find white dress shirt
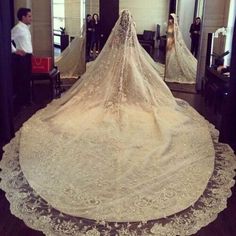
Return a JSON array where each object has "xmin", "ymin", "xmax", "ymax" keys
[{"xmin": 11, "ymin": 21, "xmax": 33, "ymax": 54}]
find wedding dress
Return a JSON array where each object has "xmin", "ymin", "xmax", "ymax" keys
[
  {"xmin": 165, "ymin": 13, "xmax": 197, "ymax": 84},
  {"xmin": 0, "ymin": 9, "xmax": 235, "ymax": 236},
  {"xmin": 55, "ymin": 32, "xmax": 86, "ymax": 79}
]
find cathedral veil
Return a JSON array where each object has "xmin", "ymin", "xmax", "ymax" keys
[{"xmin": 0, "ymin": 9, "xmax": 235, "ymax": 236}]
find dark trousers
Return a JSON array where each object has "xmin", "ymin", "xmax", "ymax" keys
[
  {"xmin": 86, "ymin": 32, "xmax": 92, "ymax": 60},
  {"xmin": 191, "ymin": 36, "xmax": 200, "ymax": 58},
  {"xmin": 90, "ymin": 33, "xmax": 100, "ymax": 52},
  {"xmin": 12, "ymin": 53, "xmax": 32, "ymax": 108}
]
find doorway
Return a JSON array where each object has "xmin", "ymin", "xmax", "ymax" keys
[{"xmin": 99, "ymin": 0, "xmax": 119, "ymax": 49}]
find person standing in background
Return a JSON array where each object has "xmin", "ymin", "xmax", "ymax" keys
[
  {"xmin": 189, "ymin": 17, "xmax": 201, "ymax": 58},
  {"xmin": 11, "ymin": 8, "xmax": 33, "ymax": 112},
  {"xmin": 86, "ymin": 14, "xmax": 92, "ymax": 61},
  {"xmin": 90, "ymin": 13, "xmax": 100, "ymax": 55}
]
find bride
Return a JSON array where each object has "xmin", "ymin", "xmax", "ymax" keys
[
  {"xmin": 0, "ymin": 9, "xmax": 235, "ymax": 236},
  {"xmin": 165, "ymin": 13, "xmax": 197, "ymax": 84}
]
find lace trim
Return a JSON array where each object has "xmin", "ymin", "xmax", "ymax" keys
[{"xmin": 0, "ymin": 122, "xmax": 235, "ymax": 236}]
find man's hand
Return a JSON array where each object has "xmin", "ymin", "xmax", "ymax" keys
[{"xmin": 15, "ymin": 49, "xmax": 26, "ymax": 56}]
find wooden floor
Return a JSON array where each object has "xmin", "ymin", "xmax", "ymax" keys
[{"xmin": 0, "ymin": 81, "xmax": 235, "ymax": 236}]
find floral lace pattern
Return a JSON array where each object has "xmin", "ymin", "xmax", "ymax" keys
[
  {"xmin": 0, "ymin": 103, "xmax": 235, "ymax": 235},
  {"xmin": 15, "ymin": 99, "xmax": 215, "ymax": 221}
]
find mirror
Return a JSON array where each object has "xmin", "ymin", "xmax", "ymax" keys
[
  {"xmin": 85, "ymin": 0, "xmax": 100, "ymax": 61},
  {"xmin": 163, "ymin": 0, "xmax": 204, "ymax": 91},
  {"xmin": 176, "ymin": 0, "xmax": 204, "ymax": 58},
  {"xmin": 48, "ymin": 0, "xmax": 233, "ymax": 91},
  {"xmin": 52, "ymin": 0, "xmax": 204, "ymax": 85},
  {"xmin": 52, "ymin": 0, "xmax": 85, "ymax": 54},
  {"xmin": 196, "ymin": 0, "xmax": 235, "ymax": 91}
]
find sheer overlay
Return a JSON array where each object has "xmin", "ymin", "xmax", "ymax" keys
[
  {"xmin": 165, "ymin": 13, "xmax": 197, "ymax": 84},
  {"xmin": 0, "ymin": 9, "xmax": 235, "ymax": 235},
  {"xmin": 55, "ymin": 29, "xmax": 86, "ymax": 79}
]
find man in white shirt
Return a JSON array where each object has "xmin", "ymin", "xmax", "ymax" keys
[{"xmin": 12, "ymin": 8, "xmax": 33, "ymax": 111}]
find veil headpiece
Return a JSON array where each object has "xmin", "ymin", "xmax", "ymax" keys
[{"xmin": 109, "ymin": 9, "xmax": 136, "ymax": 47}]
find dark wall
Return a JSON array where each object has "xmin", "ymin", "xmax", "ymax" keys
[
  {"xmin": 99, "ymin": 0, "xmax": 119, "ymax": 49},
  {"xmin": 219, "ymin": 17, "xmax": 236, "ymax": 151},
  {"xmin": 9, "ymin": 0, "xmax": 15, "ymax": 27},
  {"xmin": 169, "ymin": 0, "xmax": 177, "ymax": 15},
  {"xmin": 0, "ymin": 0, "xmax": 14, "ymax": 143}
]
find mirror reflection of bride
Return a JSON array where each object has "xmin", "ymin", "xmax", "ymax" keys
[
  {"xmin": 0, "ymin": 9, "xmax": 235, "ymax": 236},
  {"xmin": 164, "ymin": 13, "xmax": 197, "ymax": 84}
]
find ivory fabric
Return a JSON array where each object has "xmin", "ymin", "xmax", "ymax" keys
[
  {"xmin": 0, "ymin": 9, "xmax": 235, "ymax": 235},
  {"xmin": 55, "ymin": 33, "xmax": 86, "ymax": 79}
]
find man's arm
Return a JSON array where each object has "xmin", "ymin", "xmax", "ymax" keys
[
  {"xmin": 189, "ymin": 24, "xmax": 193, "ymax": 34},
  {"xmin": 11, "ymin": 42, "xmax": 16, "ymax": 53},
  {"xmin": 11, "ymin": 28, "xmax": 26, "ymax": 56},
  {"xmin": 11, "ymin": 41, "xmax": 26, "ymax": 56}
]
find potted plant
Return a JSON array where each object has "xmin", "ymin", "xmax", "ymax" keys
[{"xmin": 60, "ymin": 27, "xmax": 66, "ymax": 35}]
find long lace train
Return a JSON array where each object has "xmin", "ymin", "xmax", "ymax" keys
[{"xmin": 0, "ymin": 100, "xmax": 235, "ymax": 235}]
